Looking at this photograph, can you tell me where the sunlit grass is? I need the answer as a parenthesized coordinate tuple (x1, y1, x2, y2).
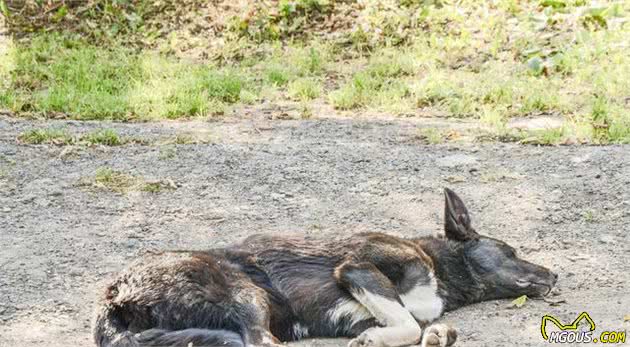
(1, 0, 630, 144)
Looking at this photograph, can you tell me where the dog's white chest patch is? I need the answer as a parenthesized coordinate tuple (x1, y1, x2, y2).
(400, 279, 444, 322)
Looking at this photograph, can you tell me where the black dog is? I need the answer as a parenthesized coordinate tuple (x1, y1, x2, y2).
(93, 188, 557, 347)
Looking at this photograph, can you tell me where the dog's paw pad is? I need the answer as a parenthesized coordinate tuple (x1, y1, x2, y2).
(347, 329, 382, 347)
(421, 324, 457, 347)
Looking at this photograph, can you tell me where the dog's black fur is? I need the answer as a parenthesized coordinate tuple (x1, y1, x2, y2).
(93, 189, 557, 347)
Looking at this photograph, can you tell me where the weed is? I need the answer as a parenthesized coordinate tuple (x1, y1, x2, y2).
(158, 147, 177, 160)
(18, 128, 73, 145)
(480, 170, 523, 183)
(17, 128, 142, 146)
(520, 128, 566, 145)
(93, 167, 138, 193)
(266, 66, 291, 86)
(583, 210, 595, 222)
(299, 103, 314, 119)
(328, 87, 357, 110)
(288, 78, 321, 101)
(417, 128, 445, 144)
(298, 47, 325, 76)
(141, 182, 163, 193)
(82, 129, 123, 146)
(141, 179, 177, 193)
(160, 133, 214, 145)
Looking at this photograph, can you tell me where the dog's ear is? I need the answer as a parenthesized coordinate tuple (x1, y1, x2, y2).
(444, 188, 479, 241)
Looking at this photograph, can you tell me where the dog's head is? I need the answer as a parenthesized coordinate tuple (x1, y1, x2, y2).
(443, 188, 557, 299)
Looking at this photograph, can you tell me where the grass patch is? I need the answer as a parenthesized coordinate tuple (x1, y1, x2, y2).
(415, 128, 463, 144)
(519, 128, 567, 146)
(298, 103, 314, 119)
(288, 78, 321, 101)
(265, 65, 291, 86)
(583, 209, 595, 223)
(7, 35, 139, 119)
(158, 147, 177, 160)
(88, 167, 177, 193)
(17, 128, 73, 145)
(479, 170, 523, 183)
(160, 133, 214, 145)
(2, 35, 253, 120)
(417, 128, 447, 145)
(82, 129, 124, 146)
(17, 128, 142, 146)
(93, 167, 139, 193)
(141, 179, 177, 193)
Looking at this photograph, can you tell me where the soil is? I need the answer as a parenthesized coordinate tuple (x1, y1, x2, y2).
(1, 115, 629, 347)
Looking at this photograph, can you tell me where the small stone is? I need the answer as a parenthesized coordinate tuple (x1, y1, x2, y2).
(436, 154, 478, 168)
(598, 235, 615, 244)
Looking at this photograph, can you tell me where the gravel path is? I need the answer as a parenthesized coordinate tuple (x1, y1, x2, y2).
(1, 115, 628, 346)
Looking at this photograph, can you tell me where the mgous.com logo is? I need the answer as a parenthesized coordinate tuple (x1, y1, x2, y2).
(541, 312, 627, 344)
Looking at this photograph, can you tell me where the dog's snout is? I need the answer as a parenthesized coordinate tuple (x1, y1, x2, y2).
(551, 271, 558, 284)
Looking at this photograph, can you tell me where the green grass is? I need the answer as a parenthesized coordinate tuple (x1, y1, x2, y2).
(158, 147, 177, 160)
(1, 34, 253, 120)
(520, 128, 568, 146)
(417, 128, 447, 145)
(288, 78, 321, 101)
(141, 179, 177, 193)
(160, 133, 214, 145)
(17, 128, 144, 146)
(88, 167, 176, 193)
(2, 1, 630, 144)
(82, 129, 124, 146)
(583, 209, 595, 222)
(266, 65, 291, 86)
(18, 128, 73, 145)
(6, 35, 139, 119)
(93, 167, 138, 193)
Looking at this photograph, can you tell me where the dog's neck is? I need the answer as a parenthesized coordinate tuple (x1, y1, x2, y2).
(412, 236, 484, 311)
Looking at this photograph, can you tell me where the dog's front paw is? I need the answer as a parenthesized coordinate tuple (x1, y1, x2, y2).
(348, 328, 385, 347)
(420, 324, 457, 347)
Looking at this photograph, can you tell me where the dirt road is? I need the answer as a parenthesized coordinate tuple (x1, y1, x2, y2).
(1, 115, 628, 346)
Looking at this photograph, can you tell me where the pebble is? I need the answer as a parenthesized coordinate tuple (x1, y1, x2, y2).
(598, 235, 615, 244)
(436, 154, 478, 168)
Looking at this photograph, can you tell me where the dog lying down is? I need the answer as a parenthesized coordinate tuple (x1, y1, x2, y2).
(93, 188, 557, 347)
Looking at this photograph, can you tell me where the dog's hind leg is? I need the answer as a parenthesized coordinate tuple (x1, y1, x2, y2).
(335, 261, 422, 347)
(232, 281, 284, 347)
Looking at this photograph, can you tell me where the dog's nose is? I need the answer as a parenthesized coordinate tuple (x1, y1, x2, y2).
(551, 272, 558, 283)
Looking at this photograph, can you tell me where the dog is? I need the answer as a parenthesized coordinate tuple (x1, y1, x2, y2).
(93, 188, 557, 347)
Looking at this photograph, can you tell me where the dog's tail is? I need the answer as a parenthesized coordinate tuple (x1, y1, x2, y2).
(134, 328, 244, 347)
(93, 303, 244, 347)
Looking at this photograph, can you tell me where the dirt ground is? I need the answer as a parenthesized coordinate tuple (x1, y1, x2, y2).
(1, 115, 629, 347)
